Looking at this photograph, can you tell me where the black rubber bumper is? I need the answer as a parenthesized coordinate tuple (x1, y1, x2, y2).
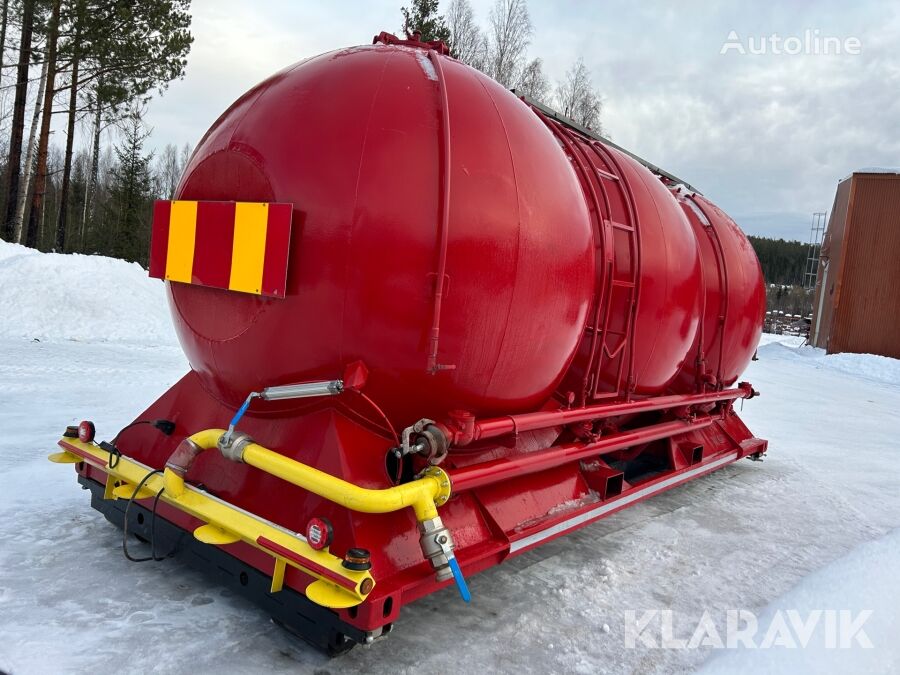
(78, 475, 366, 655)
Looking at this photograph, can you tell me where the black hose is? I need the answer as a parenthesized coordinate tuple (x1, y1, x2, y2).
(122, 469, 174, 563)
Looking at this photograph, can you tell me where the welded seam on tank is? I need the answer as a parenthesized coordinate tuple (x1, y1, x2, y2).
(692, 195, 729, 384)
(171, 69, 280, 358)
(474, 75, 522, 397)
(224, 57, 303, 155)
(342, 52, 392, 369)
(172, 52, 308, 407)
(632, 167, 669, 386)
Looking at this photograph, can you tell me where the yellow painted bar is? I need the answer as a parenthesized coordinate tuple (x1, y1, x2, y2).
(53, 437, 373, 608)
(229, 202, 269, 294)
(165, 201, 198, 283)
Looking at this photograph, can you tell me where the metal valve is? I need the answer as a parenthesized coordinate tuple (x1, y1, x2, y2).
(393, 419, 450, 465)
(418, 515, 470, 602)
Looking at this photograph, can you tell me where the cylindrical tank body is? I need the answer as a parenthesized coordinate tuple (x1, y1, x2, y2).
(671, 190, 766, 390)
(170, 42, 763, 425)
(173, 44, 595, 425)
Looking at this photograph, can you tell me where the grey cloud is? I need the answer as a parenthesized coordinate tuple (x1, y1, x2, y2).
(144, 0, 899, 241)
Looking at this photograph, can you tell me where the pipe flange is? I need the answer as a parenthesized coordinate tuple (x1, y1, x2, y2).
(218, 431, 253, 463)
(419, 465, 452, 506)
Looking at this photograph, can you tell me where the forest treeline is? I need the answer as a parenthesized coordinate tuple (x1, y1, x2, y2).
(0, 0, 193, 265)
(747, 235, 814, 286)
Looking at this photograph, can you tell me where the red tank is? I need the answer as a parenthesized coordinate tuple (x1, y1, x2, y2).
(172, 43, 595, 425)
(56, 33, 767, 654)
(671, 190, 767, 390)
(171, 41, 762, 421)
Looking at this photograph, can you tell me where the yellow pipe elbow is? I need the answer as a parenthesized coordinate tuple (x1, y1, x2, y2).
(189, 429, 225, 448)
(184, 429, 451, 523)
(164, 429, 224, 498)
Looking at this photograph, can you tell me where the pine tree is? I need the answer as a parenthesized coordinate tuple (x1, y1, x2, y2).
(400, 0, 450, 43)
(24, 0, 61, 249)
(63, 0, 193, 253)
(106, 109, 154, 264)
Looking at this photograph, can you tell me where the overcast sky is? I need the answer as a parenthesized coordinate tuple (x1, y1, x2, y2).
(142, 0, 900, 242)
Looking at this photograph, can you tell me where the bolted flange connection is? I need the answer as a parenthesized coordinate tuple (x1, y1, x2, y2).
(418, 465, 451, 507)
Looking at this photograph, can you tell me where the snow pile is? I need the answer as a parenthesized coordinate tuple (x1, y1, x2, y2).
(758, 333, 900, 387)
(700, 528, 900, 674)
(0, 239, 177, 345)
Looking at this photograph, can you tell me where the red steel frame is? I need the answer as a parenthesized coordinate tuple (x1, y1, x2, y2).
(65, 375, 764, 636)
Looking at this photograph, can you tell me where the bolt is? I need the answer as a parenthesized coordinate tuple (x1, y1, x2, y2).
(438, 535, 448, 544)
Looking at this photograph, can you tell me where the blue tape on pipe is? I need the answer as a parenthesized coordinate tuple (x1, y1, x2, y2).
(448, 557, 471, 603)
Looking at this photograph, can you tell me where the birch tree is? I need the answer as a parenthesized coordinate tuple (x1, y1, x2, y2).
(3, 0, 35, 241)
(13, 56, 47, 242)
(555, 57, 604, 133)
(517, 57, 549, 102)
(486, 0, 531, 88)
(446, 0, 487, 70)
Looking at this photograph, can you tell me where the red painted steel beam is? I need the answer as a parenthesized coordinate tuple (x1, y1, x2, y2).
(448, 383, 753, 446)
(448, 415, 715, 493)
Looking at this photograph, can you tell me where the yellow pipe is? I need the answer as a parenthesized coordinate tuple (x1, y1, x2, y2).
(163, 428, 221, 498)
(189, 428, 223, 449)
(181, 429, 451, 522)
(52, 436, 375, 608)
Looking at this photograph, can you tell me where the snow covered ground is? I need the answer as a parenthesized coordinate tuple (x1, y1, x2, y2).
(1, 242, 898, 674)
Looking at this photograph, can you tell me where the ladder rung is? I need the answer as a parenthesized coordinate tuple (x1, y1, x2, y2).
(605, 218, 633, 231)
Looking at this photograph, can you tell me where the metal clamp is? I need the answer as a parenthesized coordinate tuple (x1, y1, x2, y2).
(218, 431, 254, 463)
(394, 419, 450, 465)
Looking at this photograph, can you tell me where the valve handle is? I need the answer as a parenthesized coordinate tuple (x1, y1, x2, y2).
(448, 556, 471, 603)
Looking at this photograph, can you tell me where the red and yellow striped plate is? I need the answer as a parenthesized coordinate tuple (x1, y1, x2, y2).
(149, 200, 293, 298)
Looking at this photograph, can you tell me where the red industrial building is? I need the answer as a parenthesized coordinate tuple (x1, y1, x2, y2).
(811, 170, 900, 359)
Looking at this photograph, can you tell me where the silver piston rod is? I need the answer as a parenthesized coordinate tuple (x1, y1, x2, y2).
(224, 379, 344, 443)
(260, 380, 343, 400)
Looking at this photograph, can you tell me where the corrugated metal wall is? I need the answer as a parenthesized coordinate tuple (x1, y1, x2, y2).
(812, 172, 900, 358)
(811, 179, 851, 349)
